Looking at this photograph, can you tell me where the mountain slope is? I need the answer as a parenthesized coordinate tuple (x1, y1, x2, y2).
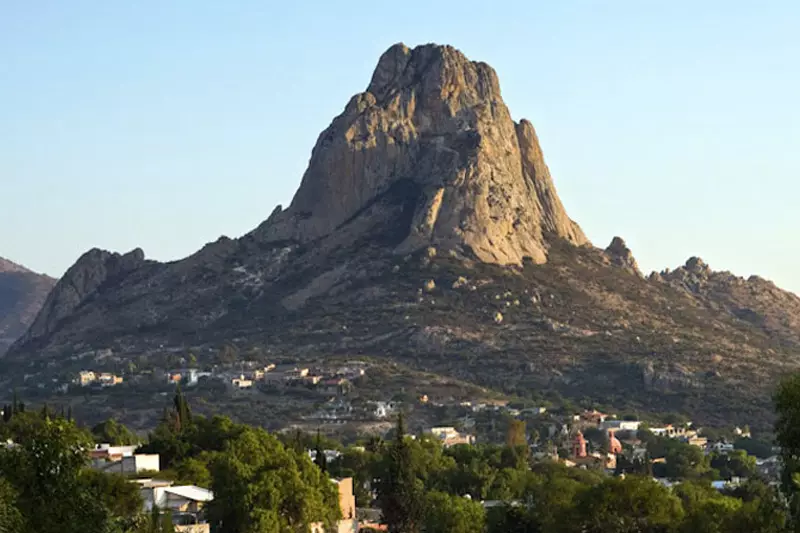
(6, 43, 800, 428)
(0, 257, 56, 353)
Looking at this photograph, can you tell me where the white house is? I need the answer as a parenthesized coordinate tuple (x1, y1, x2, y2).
(308, 449, 342, 463)
(600, 420, 642, 432)
(90, 444, 139, 461)
(371, 401, 396, 419)
(97, 454, 160, 474)
(428, 427, 476, 447)
(139, 483, 214, 514)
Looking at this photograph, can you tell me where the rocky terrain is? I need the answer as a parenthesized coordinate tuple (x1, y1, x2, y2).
(0, 257, 56, 354)
(5, 43, 800, 429)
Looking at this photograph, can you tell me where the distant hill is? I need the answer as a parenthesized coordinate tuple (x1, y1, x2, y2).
(0, 257, 56, 354)
(7, 43, 800, 430)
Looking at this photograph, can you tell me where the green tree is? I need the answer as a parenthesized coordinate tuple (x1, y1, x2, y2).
(377, 414, 424, 533)
(774, 373, 800, 533)
(734, 437, 774, 460)
(423, 491, 485, 533)
(172, 384, 192, 433)
(727, 479, 788, 533)
(92, 418, 140, 445)
(710, 450, 756, 480)
(82, 469, 143, 518)
(174, 456, 213, 487)
(574, 476, 684, 533)
(207, 427, 339, 533)
(0, 478, 24, 533)
(0, 418, 119, 533)
(314, 430, 328, 474)
(135, 505, 175, 533)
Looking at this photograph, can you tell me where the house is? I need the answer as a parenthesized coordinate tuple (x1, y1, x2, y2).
(682, 435, 708, 448)
(137, 481, 213, 532)
(168, 369, 199, 387)
(708, 441, 735, 454)
(311, 477, 358, 533)
(371, 401, 396, 419)
(96, 454, 160, 474)
(309, 449, 343, 464)
(76, 371, 97, 386)
(90, 444, 139, 461)
(140, 482, 213, 515)
(321, 378, 350, 396)
(600, 420, 642, 433)
(573, 452, 617, 471)
(428, 427, 476, 447)
(98, 373, 123, 387)
(649, 425, 689, 438)
(231, 375, 253, 389)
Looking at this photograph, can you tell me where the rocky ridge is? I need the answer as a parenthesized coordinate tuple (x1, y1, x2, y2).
(5, 43, 800, 429)
(0, 257, 56, 353)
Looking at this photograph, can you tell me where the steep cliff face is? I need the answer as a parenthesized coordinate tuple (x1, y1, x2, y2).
(254, 43, 587, 264)
(0, 257, 56, 353)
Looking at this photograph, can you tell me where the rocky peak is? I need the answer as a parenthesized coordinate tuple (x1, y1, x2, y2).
(684, 256, 710, 275)
(604, 237, 640, 275)
(17, 247, 146, 344)
(254, 42, 588, 265)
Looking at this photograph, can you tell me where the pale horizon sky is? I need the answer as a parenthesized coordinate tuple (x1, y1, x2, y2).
(2, 2, 799, 294)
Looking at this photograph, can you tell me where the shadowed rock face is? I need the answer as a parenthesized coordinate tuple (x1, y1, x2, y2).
(0, 257, 56, 353)
(254, 43, 588, 264)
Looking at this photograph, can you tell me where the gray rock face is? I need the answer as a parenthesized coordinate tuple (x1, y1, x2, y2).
(605, 237, 640, 275)
(254, 43, 588, 264)
(654, 257, 800, 346)
(17, 248, 146, 344)
(0, 257, 56, 353)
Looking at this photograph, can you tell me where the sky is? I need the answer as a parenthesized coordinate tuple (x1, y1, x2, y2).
(1, 1, 799, 293)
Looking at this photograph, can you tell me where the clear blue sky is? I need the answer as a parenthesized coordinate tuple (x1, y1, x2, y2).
(2, 1, 799, 293)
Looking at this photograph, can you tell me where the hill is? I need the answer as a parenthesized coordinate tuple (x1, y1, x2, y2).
(5, 43, 799, 430)
(0, 257, 56, 354)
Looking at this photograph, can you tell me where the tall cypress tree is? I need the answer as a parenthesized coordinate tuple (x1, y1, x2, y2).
(314, 429, 327, 473)
(377, 413, 423, 533)
(172, 384, 192, 432)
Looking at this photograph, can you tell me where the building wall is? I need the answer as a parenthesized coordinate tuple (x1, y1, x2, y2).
(337, 478, 356, 520)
